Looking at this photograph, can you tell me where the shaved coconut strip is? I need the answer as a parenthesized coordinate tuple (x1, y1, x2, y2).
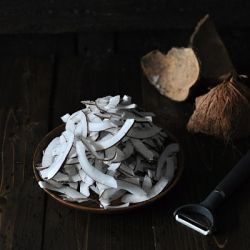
(80, 181, 91, 197)
(94, 113, 112, 119)
(119, 163, 135, 176)
(164, 156, 176, 182)
(107, 162, 121, 171)
(117, 104, 137, 110)
(60, 134, 66, 144)
(81, 100, 95, 105)
(95, 119, 134, 150)
(68, 182, 78, 190)
(104, 147, 117, 162)
(61, 113, 71, 123)
(101, 189, 126, 202)
(106, 141, 134, 163)
(89, 131, 99, 141)
(65, 119, 75, 133)
(148, 177, 169, 198)
(70, 174, 82, 182)
(90, 185, 100, 195)
(104, 95, 120, 110)
(79, 173, 94, 197)
(40, 131, 74, 179)
(42, 137, 60, 168)
(52, 143, 67, 156)
(63, 164, 78, 176)
(76, 141, 117, 188)
(68, 147, 77, 159)
(107, 170, 120, 178)
(118, 111, 153, 122)
(96, 182, 109, 196)
(121, 95, 131, 105)
(36, 163, 48, 170)
(116, 180, 146, 196)
(99, 198, 110, 208)
(122, 177, 169, 204)
(122, 177, 140, 185)
(147, 169, 155, 179)
(78, 169, 87, 181)
(131, 139, 154, 161)
(121, 194, 148, 203)
(156, 143, 179, 180)
(88, 120, 117, 132)
(142, 175, 152, 192)
(105, 203, 130, 209)
(66, 111, 87, 138)
(127, 125, 161, 139)
(87, 113, 102, 123)
(39, 181, 86, 199)
(134, 156, 144, 173)
(65, 158, 79, 165)
(53, 172, 69, 182)
(81, 138, 116, 161)
(60, 195, 88, 203)
(142, 138, 158, 149)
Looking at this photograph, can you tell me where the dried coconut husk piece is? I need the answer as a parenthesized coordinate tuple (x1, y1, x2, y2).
(141, 48, 199, 101)
(187, 75, 250, 140)
(189, 14, 235, 80)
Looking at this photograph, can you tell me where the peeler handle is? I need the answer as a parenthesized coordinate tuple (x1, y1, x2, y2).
(201, 150, 250, 211)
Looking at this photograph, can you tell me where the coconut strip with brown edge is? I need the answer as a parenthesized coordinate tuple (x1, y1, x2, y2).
(141, 48, 199, 101)
(40, 130, 74, 179)
(41, 137, 60, 169)
(76, 140, 118, 188)
(94, 119, 135, 150)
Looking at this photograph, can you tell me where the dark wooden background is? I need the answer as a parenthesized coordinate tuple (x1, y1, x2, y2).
(1, 1, 250, 250)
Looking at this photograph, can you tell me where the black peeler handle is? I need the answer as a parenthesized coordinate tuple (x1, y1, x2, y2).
(201, 150, 250, 212)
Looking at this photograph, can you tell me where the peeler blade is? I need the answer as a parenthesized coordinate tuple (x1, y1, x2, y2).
(175, 214, 211, 235)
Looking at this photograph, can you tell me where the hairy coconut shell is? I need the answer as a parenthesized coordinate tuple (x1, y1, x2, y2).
(187, 76, 250, 140)
(141, 48, 200, 102)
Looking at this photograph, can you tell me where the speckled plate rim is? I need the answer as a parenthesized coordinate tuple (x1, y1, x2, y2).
(33, 124, 184, 214)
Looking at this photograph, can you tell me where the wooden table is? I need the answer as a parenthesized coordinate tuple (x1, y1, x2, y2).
(1, 33, 250, 250)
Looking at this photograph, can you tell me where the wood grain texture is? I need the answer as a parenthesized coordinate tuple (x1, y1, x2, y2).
(0, 1, 249, 33)
(0, 57, 53, 249)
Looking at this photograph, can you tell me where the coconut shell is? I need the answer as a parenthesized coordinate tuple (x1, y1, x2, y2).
(189, 15, 235, 80)
(141, 48, 200, 102)
(187, 76, 250, 140)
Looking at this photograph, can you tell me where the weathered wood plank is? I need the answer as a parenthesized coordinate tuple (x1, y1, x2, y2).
(0, 34, 76, 56)
(0, 57, 53, 249)
(0, 1, 249, 33)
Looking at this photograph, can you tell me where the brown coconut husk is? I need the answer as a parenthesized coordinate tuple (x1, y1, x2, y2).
(187, 74, 250, 140)
(189, 14, 235, 80)
(141, 48, 200, 102)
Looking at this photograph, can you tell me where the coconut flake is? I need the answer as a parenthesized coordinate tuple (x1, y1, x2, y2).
(40, 131, 74, 179)
(42, 137, 60, 168)
(76, 141, 117, 188)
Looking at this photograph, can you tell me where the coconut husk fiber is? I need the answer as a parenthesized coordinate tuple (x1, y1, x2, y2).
(187, 75, 250, 140)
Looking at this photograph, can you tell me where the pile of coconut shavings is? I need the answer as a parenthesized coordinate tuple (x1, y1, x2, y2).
(37, 95, 179, 209)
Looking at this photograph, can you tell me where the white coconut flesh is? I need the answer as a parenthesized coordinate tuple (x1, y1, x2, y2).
(38, 95, 179, 209)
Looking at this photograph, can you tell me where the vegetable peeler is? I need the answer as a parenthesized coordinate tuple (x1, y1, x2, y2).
(174, 150, 250, 235)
